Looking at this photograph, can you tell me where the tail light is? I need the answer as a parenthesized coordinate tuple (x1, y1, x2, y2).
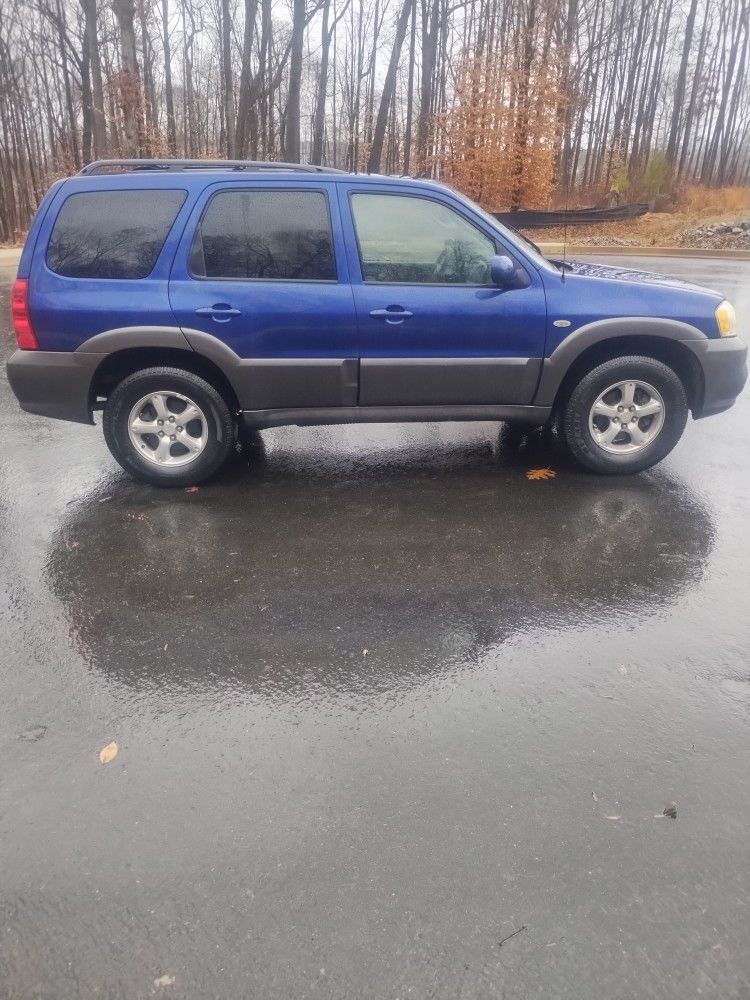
(11, 279, 39, 350)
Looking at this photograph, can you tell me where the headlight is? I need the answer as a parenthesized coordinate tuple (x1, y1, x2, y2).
(715, 300, 736, 337)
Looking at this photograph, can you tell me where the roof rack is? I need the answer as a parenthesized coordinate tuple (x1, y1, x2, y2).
(78, 158, 346, 176)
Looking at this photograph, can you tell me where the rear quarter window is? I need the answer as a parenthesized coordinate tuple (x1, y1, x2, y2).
(46, 190, 186, 279)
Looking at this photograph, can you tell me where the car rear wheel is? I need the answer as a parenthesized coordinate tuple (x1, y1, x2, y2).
(562, 355, 688, 474)
(103, 367, 236, 486)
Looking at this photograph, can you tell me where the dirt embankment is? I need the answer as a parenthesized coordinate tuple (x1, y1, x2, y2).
(523, 212, 750, 250)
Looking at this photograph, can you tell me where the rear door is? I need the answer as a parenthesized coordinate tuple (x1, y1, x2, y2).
(338, 183, 547, 406)
(169, 181, 358, 410)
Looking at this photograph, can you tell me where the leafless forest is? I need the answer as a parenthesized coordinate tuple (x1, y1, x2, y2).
(0, 0, 749, 240)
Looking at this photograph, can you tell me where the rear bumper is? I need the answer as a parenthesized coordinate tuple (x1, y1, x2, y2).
(5, 349, 102, 424)
(686, 336, 748, 418)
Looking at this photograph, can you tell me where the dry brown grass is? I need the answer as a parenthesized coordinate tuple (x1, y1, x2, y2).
(677, 184, 750, 215)
(527, 213, 737, 248)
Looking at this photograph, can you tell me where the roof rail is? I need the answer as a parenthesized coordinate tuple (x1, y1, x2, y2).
(78, 159, 346, 176)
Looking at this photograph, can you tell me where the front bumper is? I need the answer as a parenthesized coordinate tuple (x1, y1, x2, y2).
(5, 349, 103, 424)
(685, 335, 748, 418)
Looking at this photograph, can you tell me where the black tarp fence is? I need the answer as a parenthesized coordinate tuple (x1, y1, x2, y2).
(493, 204, 649, 228)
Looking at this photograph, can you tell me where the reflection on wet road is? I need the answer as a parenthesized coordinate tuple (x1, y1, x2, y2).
(48, 431, 715, 696)
(1, 256, 749, 999)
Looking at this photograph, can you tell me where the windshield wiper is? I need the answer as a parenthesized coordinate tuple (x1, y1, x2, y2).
(503, 223, 546, 258)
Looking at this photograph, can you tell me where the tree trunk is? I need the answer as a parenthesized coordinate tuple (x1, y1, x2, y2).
(139, 0, 157, 148)
(403, 0, 416, 173)
(311, 0, 332, 164)
(367, 0, 412, 172)
(416, 0, 439, 171)
(665, 0, 697, 169)
(80, 0, 107, 158)
(161, 0, 177, 153)
(235, 0, 259, 156)
(54, 0, 80, 166)
(113, 0, 145, 156)
(508, 0, 536, 210)
(221, 0, 235, 156)
(81, 37, 93, 163)
(285, 0, 305, 161)
(181, 0, 196, 156)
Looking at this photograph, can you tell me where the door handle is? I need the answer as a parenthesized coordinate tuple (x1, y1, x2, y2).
(369, 307, 413, 325)
(194, 304, 241, 321)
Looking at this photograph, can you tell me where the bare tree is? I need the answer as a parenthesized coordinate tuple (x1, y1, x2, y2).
(284, 0, 306, 159)
(80, 0, 106, 157)
(221, 0, 235, 155)
(112, 0, 144, 156)
(1, 0, 749, 237)
(161, 0, 177, 153)
(367, 0, 411, 171)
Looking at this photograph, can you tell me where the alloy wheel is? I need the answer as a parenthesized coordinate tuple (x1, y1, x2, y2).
(588, 379, 665, 455)
(127, 391, 208, 467)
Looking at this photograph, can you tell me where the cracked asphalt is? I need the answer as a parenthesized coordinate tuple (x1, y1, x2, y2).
(1, 255, 749, 999)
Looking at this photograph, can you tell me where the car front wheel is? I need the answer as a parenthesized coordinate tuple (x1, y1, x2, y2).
(103, 367, 236, 486)
(562, 355, 689, 474)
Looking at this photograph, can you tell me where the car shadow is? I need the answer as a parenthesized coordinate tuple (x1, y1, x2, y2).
(46, 422, 715, 697)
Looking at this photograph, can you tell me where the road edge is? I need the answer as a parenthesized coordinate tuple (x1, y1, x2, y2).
(538, 244, 750, 260)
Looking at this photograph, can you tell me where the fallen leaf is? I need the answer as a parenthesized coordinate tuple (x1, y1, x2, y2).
(184, 486, 200, 493)
(526, 467, 556, 481)
(153, 974, 175, 988)
(99, 741, 118, 764)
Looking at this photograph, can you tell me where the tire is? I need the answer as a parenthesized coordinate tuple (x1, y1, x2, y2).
(561, 355, 688, 475)
(103, 367, 236, 486)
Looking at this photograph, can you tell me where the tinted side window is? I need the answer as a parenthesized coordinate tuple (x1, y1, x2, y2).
(191, 190, 336, 280)
(351, 193, 495, 285)
(47, 190, 186, 279)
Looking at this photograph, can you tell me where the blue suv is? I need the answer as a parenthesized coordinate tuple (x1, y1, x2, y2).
(7, 159, 747, 486)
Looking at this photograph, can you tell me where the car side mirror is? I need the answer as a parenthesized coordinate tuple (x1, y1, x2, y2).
(490, 254, 516, 287)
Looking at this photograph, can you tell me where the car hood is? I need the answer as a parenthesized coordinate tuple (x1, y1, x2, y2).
(560, 259, 722, 298)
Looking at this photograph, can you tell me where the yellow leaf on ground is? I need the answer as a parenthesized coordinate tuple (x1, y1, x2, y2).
(99, 741, 118, 764)
(526, 467, 556, 481)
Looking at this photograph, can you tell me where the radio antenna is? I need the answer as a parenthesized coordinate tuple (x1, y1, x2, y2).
(561, 151, 569, 283)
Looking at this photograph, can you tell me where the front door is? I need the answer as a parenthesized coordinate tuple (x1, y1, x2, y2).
(338, 185, 547, 406)
(169, 182, 358, 411)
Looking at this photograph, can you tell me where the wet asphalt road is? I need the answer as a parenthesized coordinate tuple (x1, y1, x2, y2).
(1, 255, 749, 1000)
